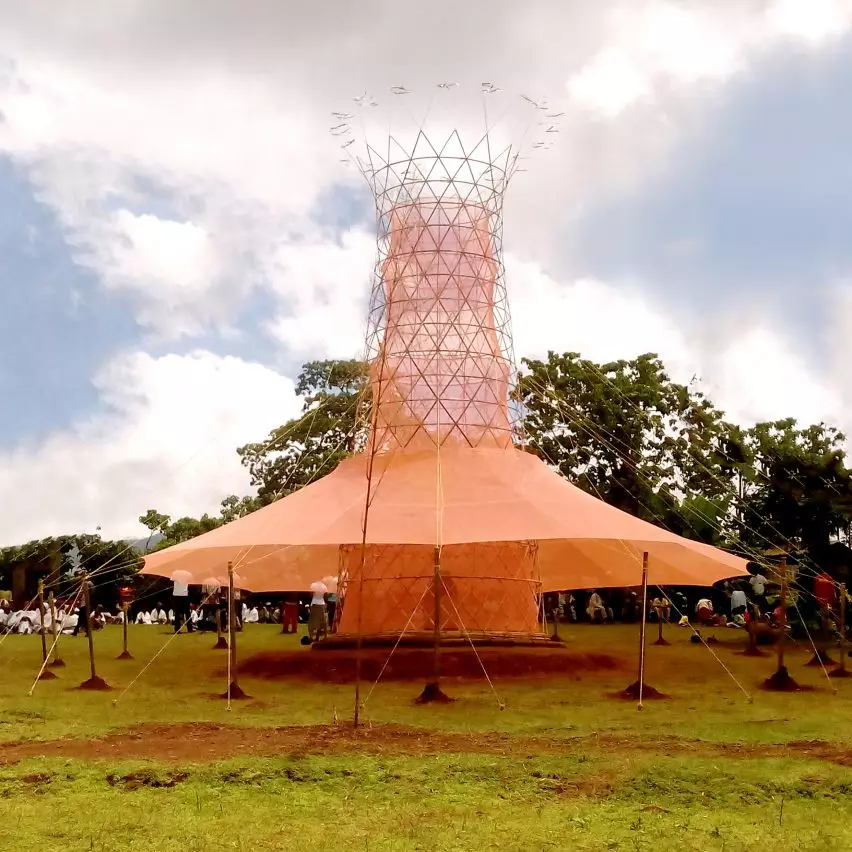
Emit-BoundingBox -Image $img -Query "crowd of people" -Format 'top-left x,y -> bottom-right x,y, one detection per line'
1,568 -> 846,642
548,568 -> 849,638
0,598 -> 121,635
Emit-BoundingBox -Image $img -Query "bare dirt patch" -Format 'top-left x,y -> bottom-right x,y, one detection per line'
239,646 -> 626,683
2,723 -> 852,769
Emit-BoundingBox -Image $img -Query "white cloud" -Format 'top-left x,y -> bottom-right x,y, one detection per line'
507,257 -> 844,430
264,229 -> 375,359
768,0 -> 852,44
0,351 -> 301,544
566,1 -> 852,118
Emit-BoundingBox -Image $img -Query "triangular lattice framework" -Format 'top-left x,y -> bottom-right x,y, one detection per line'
359,129 -> 523,451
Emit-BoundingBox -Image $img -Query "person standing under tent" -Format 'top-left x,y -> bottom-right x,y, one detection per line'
308,579 -> 329,642
326,588 -> 337,632
749,567 -> 768,614
172,576 -> 192,633
730,584 -> 749,620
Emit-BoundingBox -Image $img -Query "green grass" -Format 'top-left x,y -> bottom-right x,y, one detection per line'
1,623 -> 852,850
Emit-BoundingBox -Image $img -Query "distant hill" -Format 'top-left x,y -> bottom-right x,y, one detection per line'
127,534 -> 163,553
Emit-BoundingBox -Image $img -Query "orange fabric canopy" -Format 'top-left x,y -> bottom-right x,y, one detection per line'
142,444 -> 749,592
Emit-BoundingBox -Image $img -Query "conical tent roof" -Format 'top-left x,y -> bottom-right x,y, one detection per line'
142,444 -> 748,591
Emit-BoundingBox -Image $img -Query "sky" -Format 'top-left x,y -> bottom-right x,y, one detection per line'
1,0 -> 852,544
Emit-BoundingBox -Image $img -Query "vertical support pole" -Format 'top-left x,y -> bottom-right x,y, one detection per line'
38,580 -> 48,665
35,580 -> 56,680
84,574 -> 96,682
213,586 -> 228,650
841,583 -> 848,674
415,545 -> 449,704
432,544 -> 441,689
118,602 -> 132,660
48,592 -> 64,667
225,562 -> 244,701
78,573 -> 108,689
777,556 -> 788,677
637,553 -> 649,710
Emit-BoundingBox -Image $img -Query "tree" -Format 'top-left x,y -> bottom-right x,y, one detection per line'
723,419 -> 852,556
236,359 -> 369,499
517,352 -> 733,538
0,534 -> 142,607
139,508 -> 224,551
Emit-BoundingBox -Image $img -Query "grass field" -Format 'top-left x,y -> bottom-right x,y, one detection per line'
1,621 -> 851,851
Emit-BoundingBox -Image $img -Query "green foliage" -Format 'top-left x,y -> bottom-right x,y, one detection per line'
0,534 -> 141,605
236,358 -> 368,500
720,419 -> 852,555
518,352 -> 733,539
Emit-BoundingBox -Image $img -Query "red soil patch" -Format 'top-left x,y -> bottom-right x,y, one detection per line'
238,646 -> 625,684
2,723 -> 852,768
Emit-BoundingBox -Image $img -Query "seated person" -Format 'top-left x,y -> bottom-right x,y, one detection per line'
586,590 -> 608,623
695,598 -> 715,625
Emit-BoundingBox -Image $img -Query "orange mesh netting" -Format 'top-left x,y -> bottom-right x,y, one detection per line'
336,541 -> 539,636
370,199 -> 512,452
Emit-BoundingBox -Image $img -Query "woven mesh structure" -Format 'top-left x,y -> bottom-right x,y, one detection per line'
336,541 -> 540,638
361,130 -> 522,452
335,129 -> 542,641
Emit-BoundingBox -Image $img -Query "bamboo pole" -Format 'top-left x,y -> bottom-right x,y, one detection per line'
225,562 -> 245,701
36,580 -> 56,680
117,602 -> 133,660
79,573 -> 108,689
777,556 -> 788,675
637,554 -> 649,709
432,544 -> 441,685
48,592 -> 64,668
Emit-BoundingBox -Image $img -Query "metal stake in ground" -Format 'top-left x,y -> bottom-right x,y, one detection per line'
830,582 -> 850,679
36,580 -> 57,680
221,562 -> 247,701
763,554 -> 799,691
79,573 -> 110,691
47,592 -> 65,668
117,602 -> 133,660
417,545 -> 452,704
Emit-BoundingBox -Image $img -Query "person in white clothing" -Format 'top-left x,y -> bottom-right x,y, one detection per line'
308,580 -> 328,642
586,591 -> 607,623
749,570 -> 768,614
695,598 -> 714,624
730,586 -> 748,618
